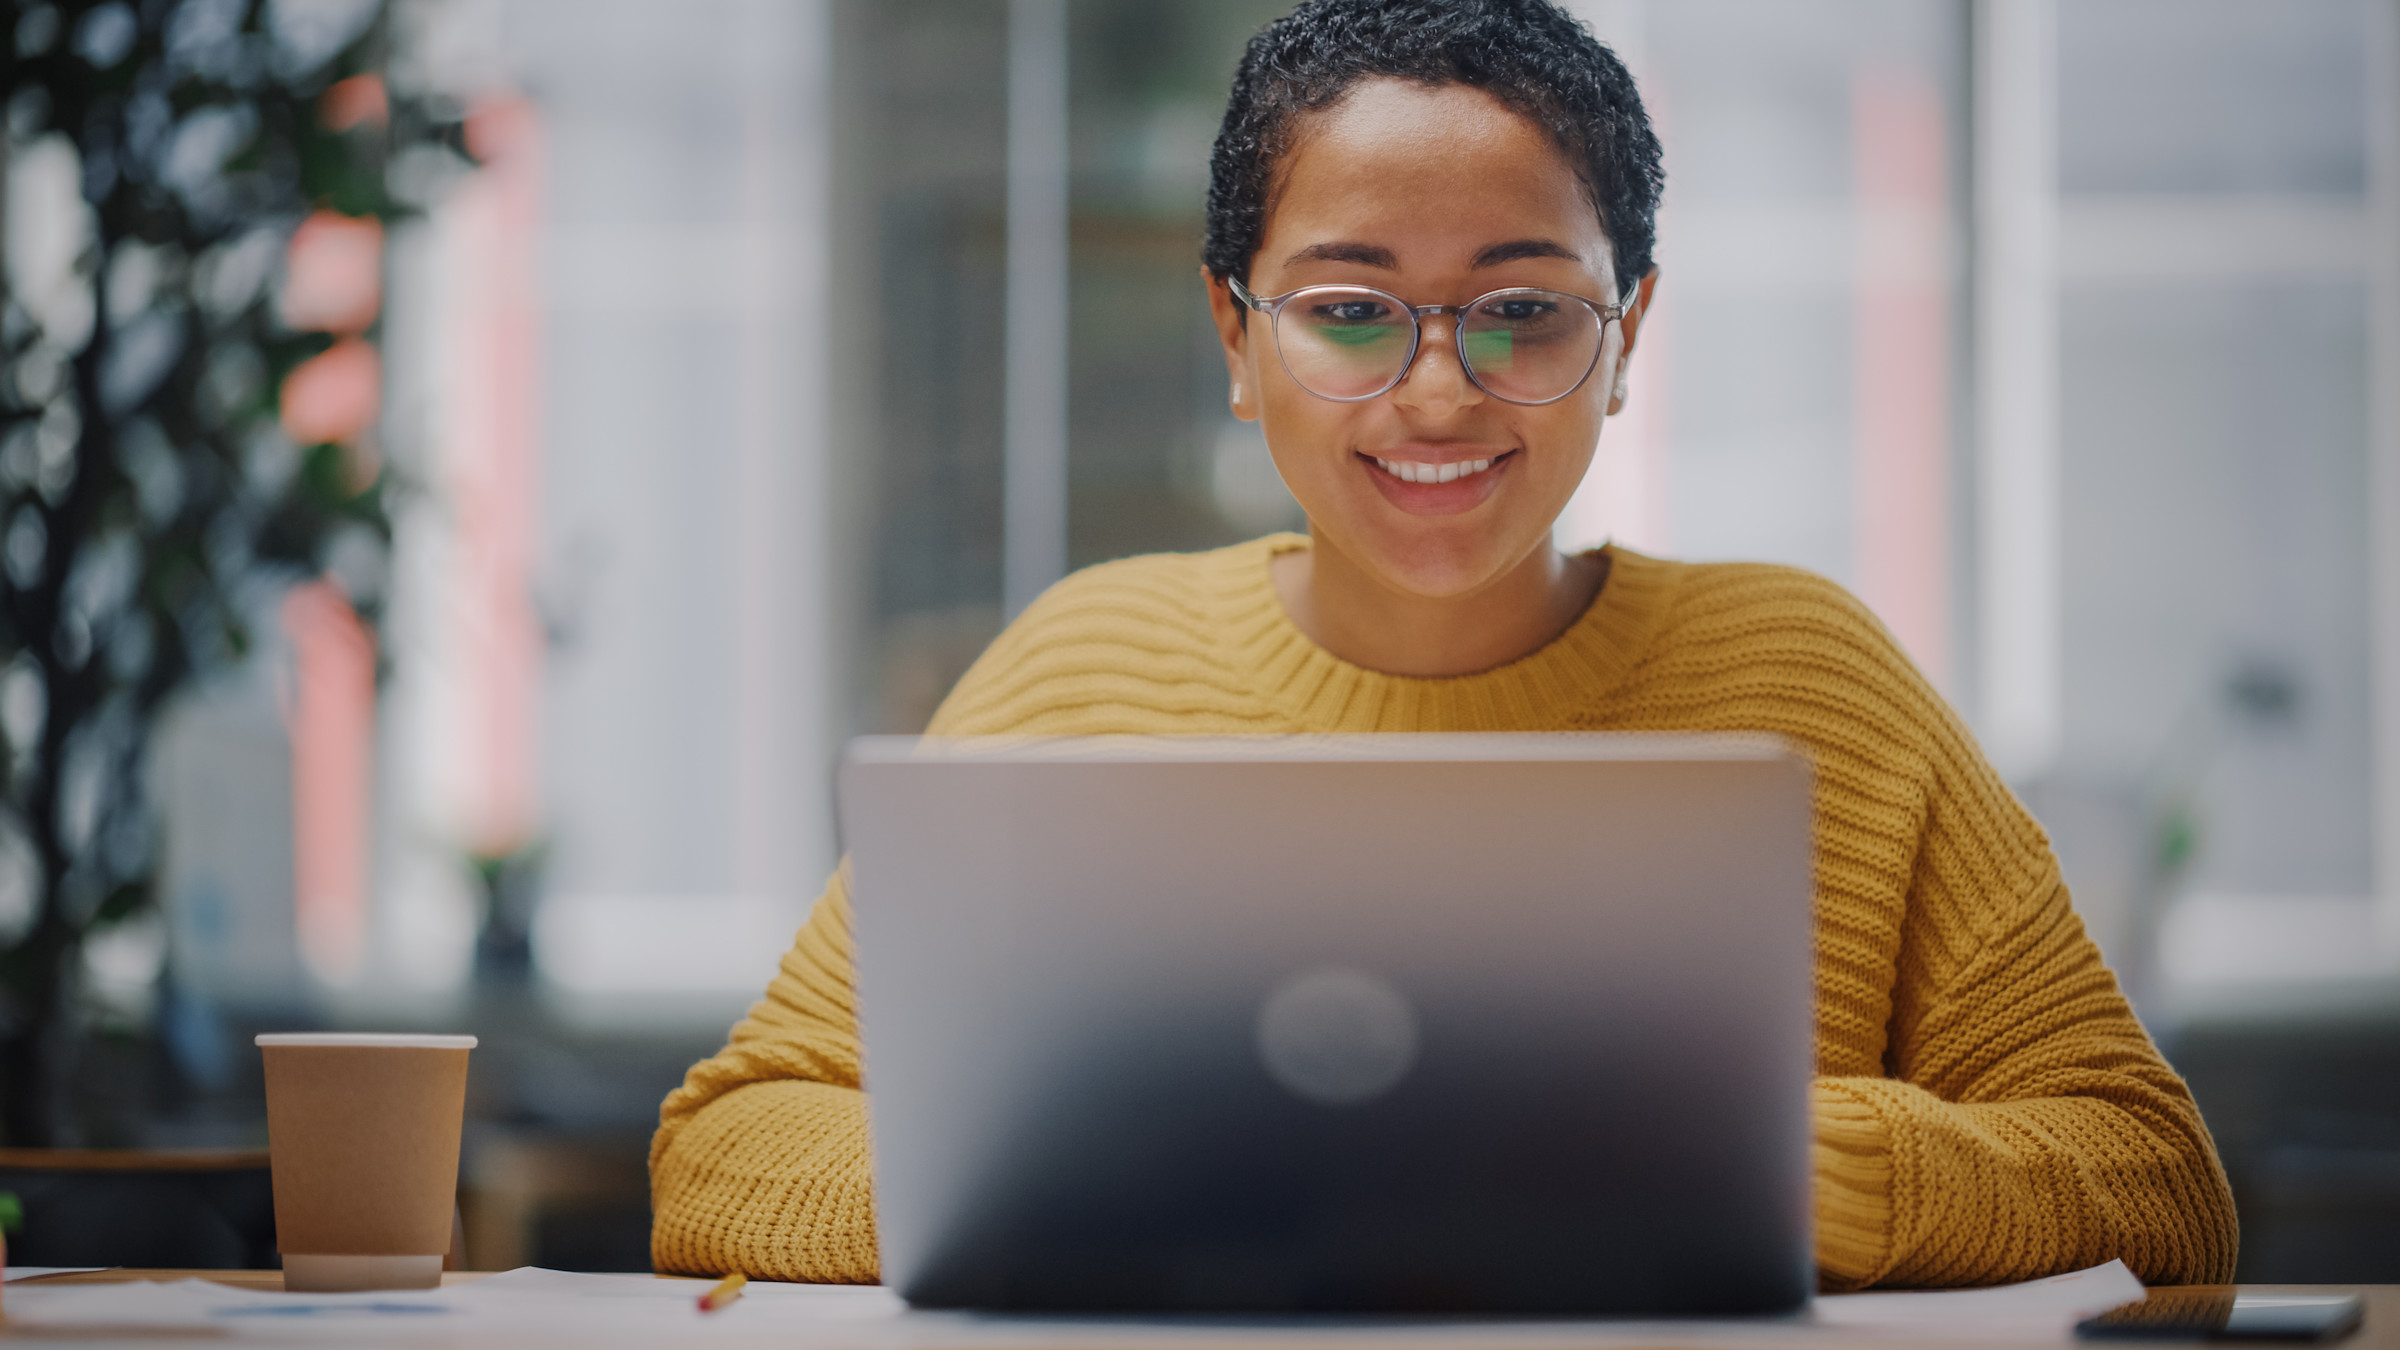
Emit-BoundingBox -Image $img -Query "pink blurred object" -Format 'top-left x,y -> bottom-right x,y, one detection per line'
440,94 -> 547,858
321,73 -> 388,132
282,580 -> 377,983
1851,67 -> 1953,689
465,94 -> 539,166
281,337 -> 382,448
281,210 -> 384,334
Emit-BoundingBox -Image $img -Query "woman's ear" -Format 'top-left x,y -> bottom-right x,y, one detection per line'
1204,268 -> 1261,422
1605,266 -> 1661,418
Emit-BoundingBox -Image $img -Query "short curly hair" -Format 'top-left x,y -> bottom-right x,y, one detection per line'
1203,0 -> 1664,297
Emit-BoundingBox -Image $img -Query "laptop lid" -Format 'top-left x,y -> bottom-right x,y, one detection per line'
841,733 -> 1815,1315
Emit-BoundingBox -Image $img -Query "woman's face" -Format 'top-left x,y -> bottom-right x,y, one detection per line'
1210,79 -> 1640,600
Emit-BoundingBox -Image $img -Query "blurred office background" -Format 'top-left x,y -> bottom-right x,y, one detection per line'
1,0 -> 2396,1277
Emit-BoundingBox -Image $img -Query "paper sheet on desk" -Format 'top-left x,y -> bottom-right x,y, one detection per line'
458,1267 -> 910,1326
434,1264 -> 2150,1346
1,1277 -> 466,1327
0,1270 -> 913,1339
0,1262 -> 2146,1346
1814,1260 -> 2147,1338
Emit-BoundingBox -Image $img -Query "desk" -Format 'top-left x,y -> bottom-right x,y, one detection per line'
5,1271 -> 2394,1349
13,1269 -> 500,1290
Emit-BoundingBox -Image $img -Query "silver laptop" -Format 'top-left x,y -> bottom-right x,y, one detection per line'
839,734 -> 1815,1315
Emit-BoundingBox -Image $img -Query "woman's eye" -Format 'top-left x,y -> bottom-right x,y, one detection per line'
1483,298 -> 1560,323
1314,301 -> 1392,324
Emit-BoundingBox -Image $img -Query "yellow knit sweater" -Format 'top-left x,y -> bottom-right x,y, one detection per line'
650,535 -> 2238,1290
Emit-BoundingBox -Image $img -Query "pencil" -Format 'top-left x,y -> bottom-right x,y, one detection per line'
697,1271 -> 747,1313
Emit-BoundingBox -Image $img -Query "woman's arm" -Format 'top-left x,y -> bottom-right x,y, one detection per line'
649,868 -> 879,1281
644,564 -> 1159,1280
1651,563 -> 2241,1291
1811,845 -> 2239,1290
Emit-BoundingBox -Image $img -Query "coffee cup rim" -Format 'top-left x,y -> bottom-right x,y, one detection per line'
254,1033 -> 479,1049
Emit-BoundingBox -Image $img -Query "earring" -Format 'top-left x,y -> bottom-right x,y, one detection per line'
1612,379 -> 1629,402
1231,381 -> 1243,406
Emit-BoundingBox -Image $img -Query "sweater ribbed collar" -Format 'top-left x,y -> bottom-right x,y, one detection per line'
1222,533 -> 1681,732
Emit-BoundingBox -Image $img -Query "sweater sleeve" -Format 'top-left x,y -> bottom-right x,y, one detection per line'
648,868 -> 879,1281
643,578 -> 1122,1280
1808,796 -> 2239,1290
1642,563 -> 2241,1290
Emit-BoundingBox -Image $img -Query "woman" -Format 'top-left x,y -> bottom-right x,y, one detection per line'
651,0 -> 2237,1290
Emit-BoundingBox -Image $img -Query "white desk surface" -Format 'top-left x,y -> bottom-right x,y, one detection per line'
0,1268 -> 2387,1350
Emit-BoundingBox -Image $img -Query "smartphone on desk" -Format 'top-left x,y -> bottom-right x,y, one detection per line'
2076,1288 -> 2363,1342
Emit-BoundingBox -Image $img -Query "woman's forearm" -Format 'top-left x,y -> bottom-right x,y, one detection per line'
651,1078 -> 880,1281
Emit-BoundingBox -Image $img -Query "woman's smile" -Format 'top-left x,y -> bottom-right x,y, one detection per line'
1359,448 -> 1517,515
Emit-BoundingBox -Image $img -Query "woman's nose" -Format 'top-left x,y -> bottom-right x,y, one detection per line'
1390,316 -> 1482,415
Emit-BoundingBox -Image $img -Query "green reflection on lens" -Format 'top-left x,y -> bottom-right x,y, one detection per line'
1315,323 -> 1403,349
1463,328 -> 1513,369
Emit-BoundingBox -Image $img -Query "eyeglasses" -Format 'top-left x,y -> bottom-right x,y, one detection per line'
1228,276 -> 1624,406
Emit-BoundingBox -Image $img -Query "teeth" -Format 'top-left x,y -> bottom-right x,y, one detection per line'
1373,456 -> 1496,484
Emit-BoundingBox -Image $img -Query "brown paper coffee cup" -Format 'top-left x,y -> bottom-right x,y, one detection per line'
257,1033 -> 476,1292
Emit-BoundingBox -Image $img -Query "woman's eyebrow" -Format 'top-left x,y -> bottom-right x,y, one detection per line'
1472,238 -> 1581,267
1284,241 -> 1399,268
1280,239 -> 1580,269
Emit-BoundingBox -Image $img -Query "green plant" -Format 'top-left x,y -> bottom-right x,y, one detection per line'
0,0 -> 464,1144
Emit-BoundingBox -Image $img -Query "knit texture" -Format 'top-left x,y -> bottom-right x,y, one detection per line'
651,535 -> 2239,1288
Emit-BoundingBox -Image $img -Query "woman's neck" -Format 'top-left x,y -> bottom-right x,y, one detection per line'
1270,529 -> 1610,678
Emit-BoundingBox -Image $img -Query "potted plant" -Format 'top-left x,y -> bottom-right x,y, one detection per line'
0,0 -> 467,1145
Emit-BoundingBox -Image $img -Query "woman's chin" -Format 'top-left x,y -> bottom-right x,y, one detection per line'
1344,530 -> 1528,602
1299,477 -> 1568,603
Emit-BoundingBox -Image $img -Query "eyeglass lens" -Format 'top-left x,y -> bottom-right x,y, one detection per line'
1271,287 -> 1605,404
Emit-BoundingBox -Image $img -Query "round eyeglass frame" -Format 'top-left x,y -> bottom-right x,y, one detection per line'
1227,275 -> 1626,407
